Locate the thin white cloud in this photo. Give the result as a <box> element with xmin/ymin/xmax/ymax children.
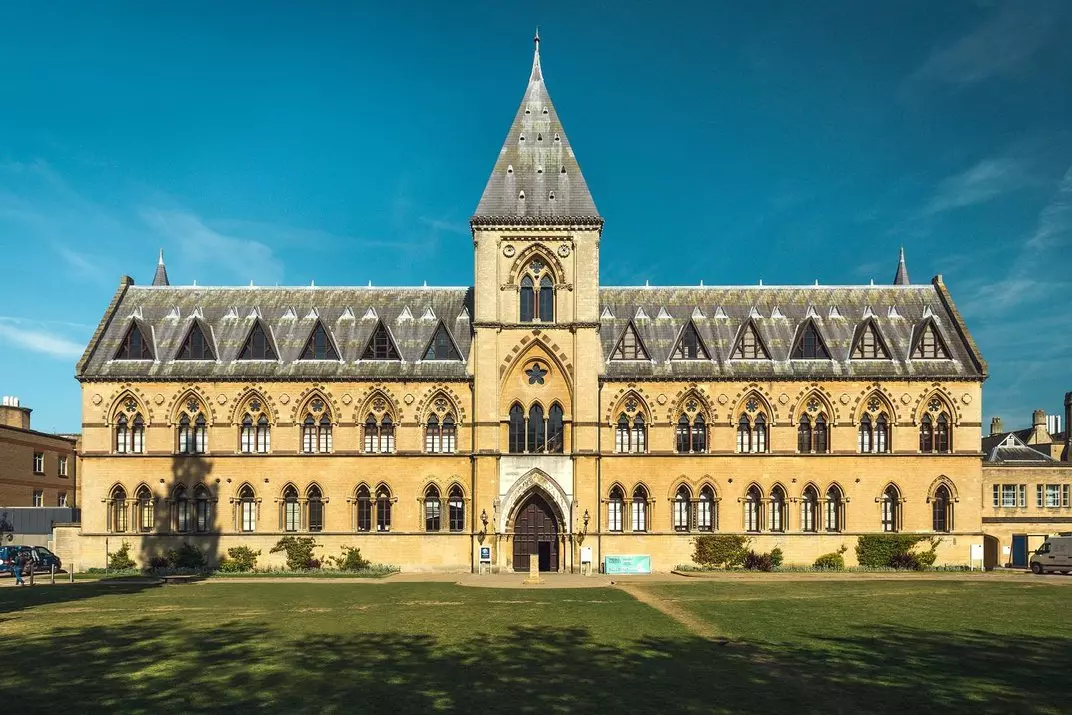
<box><xmin>904</xmin><ymin>2</ymin><xmax>1067</xmax><ymax>95</ymax></box>
<box><xmin>922</xmin><ymin>158</ymin><xmax>1027</xmax><ymax>216</ymax></box>
<box><xmin>0</xmin><ymin>319</ymin><xmax>85</xmax><ymax>359</ymax></box>
<box><xmin>419</xmin><ymin>216</ymin><xmax>470</xmax><ymax>236</ymax></box>
<box><xmin>1027</xmin><ymin>164</ymin><xmax>1072</xmax><ymax>251</ymax></box>
<box><xmin>54</xmin><ymin>246</ymin><xmax>99</xmax><ymax>276</ymax></box>
<box><xmin>140</xmin><ymin>208</ymin><xmax>284</xmax><ymax>285</ymax></box>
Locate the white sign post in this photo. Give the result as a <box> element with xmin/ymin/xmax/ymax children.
<box><xmin>969</xmin><ymin>543</ymin><xmax>984</xmax><ymax>571</ymax></box>
<box><xmin>580</xmin><ymin>546</ymin><xmax>593</xmax><ymax>576</ymax></box>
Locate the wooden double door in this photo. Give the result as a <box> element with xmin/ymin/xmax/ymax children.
<box><xmin>512</xmin><ymin>493</ymin><xmax>559</xmax><ymax>572</ymax></box>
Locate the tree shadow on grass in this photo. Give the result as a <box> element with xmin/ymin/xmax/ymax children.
<box><xmin>0</xmin><ymin>620</ymin><xmax>1067</xmax><ymax>714</ymax></box>
<box><xmin>0</xmin><ymin>580</ymin><xmax>157</xmax><ymax>618</ymax></box>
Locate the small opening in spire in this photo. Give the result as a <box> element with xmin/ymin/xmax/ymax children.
<box><xmin>554</xmin><ymin>133</ymin><xmax>561</xmax><ymax>142</ymax></box>
<box><xmin>536</xmin><ymin>166</ymin><xmax>543</xmax><ymax>174</ymax></box>
<box><xmin>542</xmin><ymin>107</ymin><xmax>548</xmax><ymax>115</ymax></box>
<box><xmin>518</xmin><ymin>190</ymin><xmax>525</xmax><ymax>200</ymax></box>
<box><xmin>548</xmin><ymin>191</ymin><xmax>556</xmax><ymax>201</ymax></box>
<box><xmin>519</xmin><ymin>134</ymin><xmax>525</xmax><ymax>142</ymax></box>
<box><xmin>507</xmin><ymin>165</ymin><xmax>514</xmax><ymax>175</ymax></box>
<box><xmin>537</xmin><ymin>133</ymin><xmax>543</xmax><ymax>142</ymax></box>
<box><xmin>560</xmin><ymin>166</ymin><xmax>567</xmax><ymax>174</ymax></box>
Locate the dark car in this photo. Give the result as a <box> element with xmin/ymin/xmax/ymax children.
<box><xmin>0</xmin><ymin>545</ymin><xmax>62</xmax><ymax>576</ymax></box>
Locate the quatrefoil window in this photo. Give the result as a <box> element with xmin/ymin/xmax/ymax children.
<box><xmin>434</xmin><ymin>398</ymin><xmax>448</xmax><ymax>413</ymax></box>
<box><xmin>249</xmin><ymin>399</ymin><xmax>262</xmax><ymax>413</ymax></box>
<box><xmin>372</xmin><ymin>397</ymin><xmax>386</xmax><ymax>412</ymax></box>
<box><xmin>186</xmin><ymin>399</ymin><xmax>200</xmax><ymax>413</ymax></box>
<box><xmin>124</xmin><ymin>399</ymin><xmax>138</xmax><ymax>413</ymax></box>
<box><xmin>311</xmin><ymin>398</ymin><xmax>324</xmax><ymax>413</ymax></box>
<box><xmin>928</xmin><ymin>398</ymin><xmax>942</xmax><ymax>412</ymax></box>
<box><xmin>529</xmin><ymin>259</ymin><xmax>546</xmax><ymax>274</ymax></box>
<box><xmin>686</xmin><ymin>399</ymin><xmax>698</xmax><ymax>413</ymax></box>
<box><xmin>867</xmin><ymin>398</ymin><xmax>880</xmax><ymax>413</ymax></box>
<box><xmin>625</xmin><ymin>398</ymin><xmax>638</xmax><ymax>413</ymax></box>
<box><xmin>746</xmin><ymin>399</ymin><xmax>759</xmax><ymax>413</ymax></box>
<box><xmin>807</xmin><ymin>398</ymin><xmax>820</xmax><ymax>413</ymax></box>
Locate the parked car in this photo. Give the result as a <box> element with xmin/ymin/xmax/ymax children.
<box><xmin>0</xmin><ymin>545</ymin><xmax>63</xmax><ymax>576</ymax></box>
<box><xmin>1030</xmin><ymin>534</ymin><xmax>1072</xmax><ymax>574</ymax></box>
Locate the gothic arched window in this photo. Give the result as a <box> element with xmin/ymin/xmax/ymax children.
<box><xmin>673</xmin><ymin>485</ymin><xmax>691</xmax><ymax>532</ymax></box>
<box><xmin>744</xmin><ymin>485</ymin><xmax>762</xmax><ymax>532</ymax></box>
<box><xmin>677</xmin><ymin>414</ymin><xmax>691</xmax><ymax>453</ymax></box>
<box><xmin>173</xmin><ymin>485</ymin><xmax>189</xmax><ymax>533</ymax></box>
<box><xmin>825</xmin><ymin>485</ymin><xmax>843</xmax><ymax>533</ymax></box>
<box><xmin>364</xmin><ymin>414</ymin><xmax>395</xmax><ymax>453</ymax></box>
<box><xmin>136</xmin><ymin>486</ymin><xmax>154</xmax><ymax>532</ymax></box>
<box><xmin>882</xmin><ymin>485</ymin><xmax>901</xmax><ymax>533</ymax></box>
<box><xmin>528</xmin><ymin>403</ymin><xmax>545</xmax><ymax>453</ymax></box>
<box><xmin>858</xmin><ymin>413</ymin><xmax>873</xmax><ymax>452</ymax></box>
<box><xmin>194</xmin><ymin>485</ymin><xmax>212</xmax><ymax>532</ymax></box>
<box><xmin>355</xmin><ymin>485</ymin><xmax>372</xmax><ymax>532</ymax></box>
<box><xmin>307</xmin><ymin>485</ymin><xmax>324</xmax><ymax>533</ymax></box>
<box><xmin>110</xmin><ymin>486</ymin><xmax>128</xmax><ymax>533</ymax></box>
<box><xmin>801</xmin><ymin>485</ymin><xmax>818</xmax><ymax>533</ymax></box>
<box><xmin>448</xmin><ymin>486</ymin><xmax>465</xmax><ymax>532</ymax></box>
<box><xmin>692</xmin><ymin>414</ymin><xmax>707</xmax><ymax>453</ymax></box>
<box><xmin>876</xmin><ymin>414</ymin><xmax>890</xmax><ymax>453</ymax></box>
<box><xmin>920</xmin><ymin>414</ymin><xmax>934</xmax><ymax>452</ymax></box>
<box><xmin>698</xmin><ymin>485</ymin><xmax>715</xmax><ymax>532</ymax></box>
<box><xmin>770</xmin><ymin>485</ymin><xmax>786</xmax><ymax>533</ymax></box>
<box><xmin>631</xmin><ymin>486</ymin><xmax>648</xmax><ymax>532</ymax></box>
<box><xmin>424</xmin><ymin>485</ymin><xmax>441</xmax><ymax>532</ymax></box>
<box><xmin>936</xmin><ymin>413</ymin><xmax>951</xmax><ymax>453</ymax></box>
<box><xmin>376</xmin><ymin>486</ymin><xmax>392</xmax><ymax>532</ymax></box>
<box><xmin>932</xmin><ymin>484</ymin><xmax>952</xmax><ymax>532</ymax></box>
<box><xmin>538</xmin><ymin>275</ymin><xmax>554</xmax><ymax>323</ymax></box>
<box><xmin>520</xmin><ymin>276</ymin><xmax>535</xmax><ymax>322</ymax></box>
<box><xmin>282</xmin><ymin>485</ymin><xmax>300</xmax><ymax>532</ymax></box>
<box><xmin>509</xmin><ymin>403</ymin><xmax>525</xmax><ymax>453</ymax></box>
<box><xmin>608</xmin><ymin>486</ymin><xmax>624</xmax><ymax>532</ymax></box>
<box><xmin>547</xmin><ymin>403</ymin><xmax>564</xmax><ymax>453</ymax></box>
<box><xmin>239</xmin><ymin>485</ymin><xmax>256</xmax><ymax>532</ymax></box>
<box><xmin>814</xmin><ymin>414</ymin><xmax>828</xmax><ymax>453</ymax></box>
<box><xmin>798</xmin><ymin>415</ymin><xmax>812</xmax><ymax>453</ymax></box>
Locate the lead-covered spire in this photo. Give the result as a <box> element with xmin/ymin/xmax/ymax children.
<box><xmin>893</xmin><ymin>247</ymin><xmax>910</xmax><ymax>285</ymax></box>
<box><xmin>153</xmin><ymin>248</ymin><xmax>170</xmax><ymax>286</ymax></box>
<box><xmin>473</xmin><ymin>32</ymin><xmax>600</xmax><ymax>223</ymax></box>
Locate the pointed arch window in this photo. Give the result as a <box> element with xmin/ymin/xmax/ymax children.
<box><xmin>302</xmin><ymin>411</ymin><xmax>332</xmax><ymax>454</ymax></box>
<box><xmin>936</xmin><ymin>413</ymin><xmax>950</xmax><ymax>453</ymax></box>
<box><xmin>676</xmin><ymin>415</ymin><xmax>691</xmax><ymax>453</ymax></box>
<box><xmin>376</xmin><ymin>486</ymin><xmax>393</xmax><ymax>532</ymax></box>
<box><xmin>176</xmin><ymin>321</ymin><xmax>215</xmax><ymax>360</ymax></box>
<box><xmin>131</xmin><ymin>414</ymin><xmax>145</xmax><ymax>453</ymax></box>
<box><xmin>672</xmin><ymin>322</ymin><xmax>710</xmax><ymax>360</ymax></box>
<box><xmin>770</xmin><ymin>486</ymin><xmax>786</xmax><ymax>533</ymax></box>
<box><xmin>424</xmin><ymin>485</ymin><xmax>442</xmax><ymax>532</ymax></box>
<box><xmin>239</xmin><ymin>321</ymin><xmax>277</xmax><ymax>360</ymax></box>
<box><xmin>825</xmin><ymin>486</ymin><xmax>844</xmax><ymax>533</ymax></box>
<box><xmin>425</xmin><ymin>415</ymin><xmax>440</xmax><ymax>453</ymax></box>
<box><xmin>178</xmin><ymin>410</ymin><xmax>207</xmax><ymax>454</ymax></box>
<box><xmin>362</xmin><ymin>323</ymin><xmax>400</xmax><ymax>360</ymax></box>
<box><xmin>882</xmin><ymin>485</ymin><xmax>900</xmax><ymax>532</ymax></box>
<box><xmin>136</xmin><ymin>486</ymin><xmax>154</xmax><ymax>532</ymax></box>
<box><xmin>791</xmin><ymin>321</ymin><xmax>830</xmax><ymax>359</ymax></box>
<box><xmin>697</xmin><ymin>486</ymin><xmax>715</xmax><ymax>532</ymax></box>
<box><xmin>608</xmin><ymin>486</ymin><xmax>624</xmax><ymax>532</ymax></box>
<box><xmin>355</xmin><ymin>485</ymin><xmax>372</xmax><ymax>532</ymax></box>
<box><xmin>858</xmin><ymin>413</ymin><xmax>873</xmax><ymax>452</ymax></box>
<box><xmin>194</xmin><ymin>485</ymin><xmax>212</xmax><ymax>532</ymax></box>
<box><xmin>508</xmin><ymin>403</ymin><xmax>526</xmax><ymax>453</ymax></box>
<box><xmin>744</xmin><ymin>486</ymin><xmax>762</xmax><ymax>532</ymax></box>
<box><xmin>282</xmin><ymin>486</ymin><xmax>300</xmax><ymax>532</ymax></box>
<box><xmin>307</xmin><ymin>485</ymin><xmax>324</xmax><ymax>532</ymax></box>
<box><xmin>110</xmin><ymin>486</ymin><xmax>128</xmax><ymax>533</ymax></box>
<box><xmin>814</xmin><ymin>414</ymin><xmax>828</xmax><ymax>453</ymax></box>
<box><xmin>239</xmin><ymin>485</ymin><xmax>256</xmax><ymax>532</ymax></box>
<box><xmin>932</xmin><ymin>484</ymin><xmax>953</xmax><ymax>532</ymax></box>
<box><xmin>737</xmin><ymin>412</ymin><xmax>768</xmax><ymax>453</ymax></box>
<box><xmin>631</xmin><ymin>486</ymin><xmax>648</xmax><ymax>532</ymax></box>
<box><xmin>798</xmin><ymin>415</ymin><xmax>812</xmax><ymax>453</ymax></box>
<box><xmin>801</xmin><ymin>486</ymin><xmax>819</xmax><ymax>533</ymax></box>
<box><xmin>673</xmin><ymin>485</ymin><xmax>691</xmax><ymax>532</ymax></box>
<box><xmin>364</xmin><ymin>414</ymin><xmax>395</xmax><ymax>453</ymax></box>
<box><xmin>612</xmin><ymin>323</ymin><xmax>649</xmax><ymax>360</ymax></box>
<box><xmin>920</xmin><ymin>414</ymin><xmax>934</xmax><ymax>452</ymax></box>
<box><xmin>115</xmin><ymin>322</ymin><xmax>153</xmax><ymax>360</ymax></box>
<box><xmin>547</xmin><ymin>403</ymin><xmax>564</xmax><ymax>453</ymax></box>
<box><xmin>528</xmin><ymin>403</ymin><xmax>545</xmax><ymax>453</ymax></box>
<box><xmin>520</xmin><ymin>276</ymin><xmax>536</xmax><ymax>322</ymax></box>
<box><xmin>876</xmin><ymin>414</ymin><xmax>890</xmax><ymax>453</ymax></box>
<box><xmin>173</xmin><ymin>485</ymin><xmax>190</xmax><ymax>533</ymax></box>
<box><xmin>448</xmin><ymin>486</ymin><xmax>465</xmax><ymax>532</ymax></box>
<box><xmin>675</xmin><ymin>413</ymin><xmax>707</xmax><ymax>454</ymax></box>
<box><xmin>518</xmin><ymin>258</ymin><xmax>555</xmax><ymax>323</ymax></box>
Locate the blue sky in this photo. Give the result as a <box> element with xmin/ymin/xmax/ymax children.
<box><xmin>1</xmin><ymin>1</ymin><xmax>1070</xmax><ymax>433</ymax></box>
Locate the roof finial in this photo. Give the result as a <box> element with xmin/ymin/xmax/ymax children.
<box><xmin>893</xmin><ymin>246</ymin><xmax>910</xmax><ymax>285</ymax></box>
<box><xmin>153</xmin><ymin>248</ymin><xmax>170</xmax><ymax>286</ymax></box>
<box><xmin>530</xmin><ymin>27</ymin><xmax>542</xmax><ymax>82</ymax></box>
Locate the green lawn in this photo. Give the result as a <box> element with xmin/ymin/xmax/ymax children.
<box><xmin>0</xmin><ymin>579</ymin><xmax>1068</xmax><ymax>714</ymax></box>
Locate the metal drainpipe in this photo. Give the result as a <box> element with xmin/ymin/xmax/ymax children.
<box><xmin>597</xmin><ymin>381</ymin><xmax>603</xmax><ymax>573</ymax></box>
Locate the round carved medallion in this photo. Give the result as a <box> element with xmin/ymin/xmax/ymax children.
<box><xmin>840</xmin><ymin>393</ymin><xmax>851</xmax><ymax>405</ymax></box>
<box><xmin>279</xmin><ymin>393</ymin><xmax>290</xmax><ymax>405</ymax></box>
<box><xmin>502</xmin><ymin>245</ymin><xmax>516</xmax><ymax>257</ymax></box>
<box><xmin>717</xmin><ymin>394</ymin><xmax>728</xmax><ymax>405</ymax></box>
<box><xmin>557</xmin><ymin>244</ymin><xmax>571</xmax><ymax>257</ymax></box>
<box><xmin>961</xmin><ymin>393</ymin><xmax>972</xmax><ymax>404</ymax></box>
<box><xmin>216</xmin><ymin>394</ymin><xmax>227</xmax><ymax>405</ymax></box>
<box><xmin>778</xmin><ymin>393</ymin><xmax>789</xmax><ymax>405</ymax></box>
<box><xmin>657</xmin><ymin>394</ymin><xmax>667</xmax><ymax>405</ymax></box>
<box><xmin>404</xmin><ymin>393</ymin><xmax>415</xmax><ymax>405</ymax></box>
<box><xmin>154</xmin><ymin>393</ymin><xmax>165</xmax><ymax>405</ymax></box>
<box><xmin>342</xmin><ymin>393</ymin><xmax>353</xmax><ymax>405</ymax></box>
<box><xmin>91</xmin><ymin>394</ymin><xmax>102</xmax><ymax>405</ymax></box>
<box><xmin>901</xmin><ymin>393</ymin><xmax>912</xmax><ymax>405</ymax></box>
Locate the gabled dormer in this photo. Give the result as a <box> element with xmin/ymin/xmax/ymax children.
<box><xmin>238</xmin><ymin>320</ymin><xmax>278</xmax><ymax>361</ymax></box>
<box><xmin>113</xmin><ymin>320</ymin><xmax>154</xmax><ymax>360</ymax></box>
<box><xmin>729</xmin><ymin>320</ymin><xmax>770</xmax><ymax>360</ymax></box>
<box><xmin>911</xmin><ymin>319</ymin><xmax>950</xmax><ymax>360</ymax></box>
<box><xmin>790</xmin><ymin>320</ymin><xmax>831</xmax><ymax>360</ymax></box>
<box><xmin>423</xmin><ymin>322</ymin><xmax>462</xmax><ymax>361</ymax></box>
<box><xmin>175</xmin><ymin>320</ymin><xmax>216</xmax><ymax>361</ymax></box>
<box><xmin>850</xmin><ymin>319</ymin><xmax>891</xmax><ymax>360</ymax></box>
<box><xmin>611</xmin><ymin>322</ymin><xmax>649</xmax><ymax>360</ymax></box>
<box><xmin>361</xmin><ymin>321</ymin><xmax>401</xmax><ymax>361</ymax></box>
<box><xmin>670</xmin><ymin>321</ymin><xmax>710</xmax><ymax>360</ymax></box>
<box><xmin>300</xmin><ymin>320</ymin><xmax>340</xmax><ymax>360</ymax></box>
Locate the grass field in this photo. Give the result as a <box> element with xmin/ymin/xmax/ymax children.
<box><xmin>1</xmin><ymin>578</ymin><xmax>1068</xmax><ymax>713</ymax></box>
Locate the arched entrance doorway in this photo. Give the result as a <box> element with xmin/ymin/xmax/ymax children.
<box><xmin>512</xmin><ymin>492</ymin><xmax>559</xmax><ymax>572</ymax></box>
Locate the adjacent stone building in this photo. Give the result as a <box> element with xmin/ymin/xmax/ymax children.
<box><xmin>0</xmin><ymin>396</ymin><xmax>78</xmax><ymax>509</ymax></box>
<box><xmin>63</xmin><ymin>36</ymin><xmax>993</xmax><ymax>571</ymax></box>
<box><xmin>981</xmin><ymin>396</ymin><xmax>1072</xmax><ymax>567</ymax></box>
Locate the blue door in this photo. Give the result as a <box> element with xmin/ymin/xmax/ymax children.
<box><xmin>1011</xmin><ymin>535</ymin><xmax>1028</xmax><ymax>568</ymax></box>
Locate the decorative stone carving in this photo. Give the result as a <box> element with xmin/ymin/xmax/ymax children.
<box><xmin>961</xmin><ymin>393</ymin><xmax>972</xmax><ymax>404</ymax></box>
<box><xmin>778</xmin><ymin>393</ymin><xmax>789</xmax><ymax>405</ymax></box>
<box><xmin>92</xmin><ymin>394</ymin><xmax>102</xmax><ymax>405</ymax></box>
<box><xmin>718</xmin><ymin>394</ymin><xmax>728</xmax><ymax>405</ymax></box>
<box><xmin>557</xmin><ymin>244</ymin><xmax>571</xmax><ymax>257</ymax></box>
<box><xmin>840</xmin><ymin>393</ymin><xmax>851</xmax><ymax>405</ymax></box>
<box><xmin>657</xmin><ymin>394</ymin><xmax>667</xmax><ymax>405</ymax></box>
<box><xmin>403</xmin><ymin>394</ymin><xmax>415</xmax><ymax>405</ymax></box>
<box><xmin>154</xmin><ymin>394</ymin><xmax>165</xmax><ymax>405</ymax></box>
<box><xmin>217</xmin><ymin>394</ymin><xmax>227</xmax><ymax>405</ymax></box>
<box><xmin>901</xmin><ymin>393</ymin><xmax>912</xmax><ymax>405</ymax></box>
<box><xmin>279</xmin><ymin>393</ymin><xmax>290</xmax><ymax>405</ymax></box>
<box><xmin>503</xmin><ymin>245</ymin><xmax>516</xmax><ymax>257</ymax></box>
<box><xmin>342</xmin><ymin>393</ymin><xmax>353</xmax><ymax>405</ymax></box>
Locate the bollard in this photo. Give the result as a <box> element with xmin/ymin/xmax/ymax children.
<box><xmin>28</xmin><ymin>564</ymin><xmax>34</xmax><ymax>587</ymax></box>
<box><xmin>69</xmin><ymin>564</ymin><xmax>74</xmax><ymax>583</ymax></box>
<box><xmin>50</xmin><ymin>564</ymin><xmax>55</xmax><ymax>585</ymax></box>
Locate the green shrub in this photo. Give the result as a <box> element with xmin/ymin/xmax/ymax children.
<box><xmin>743</xmin><ymin>550</ymin><xmax>774</xmax><ymax>571</ymax></box>
<box><xmin>107</xmin><ymin>542</ymin><xmax>136</xmax><ymax>570</ymax></box>
<box><xmin>856</xmin><ymin>534</ymin><xmax>925</xmax><ymax>568</ymax></box>
<box><xmin>917</xmin><ymin>537</ymin><xmax>941</xmax><ymax>568</ymax></box>
<box><xmin>813</xmin><ymin>552</ymin><xmax>845</xmax><ymax>570</ymax></box>
<box><xmin>165</xmin><ymin>543</ymin><xmax>207</xmax><ymax>569</ymax></box>
<box><xmin>692</xmin><ymin>535</ymin><xmax>750</xmax><ymax>568</ymax></box>
<box><xmin>270</xmin><ymin>536</ymin><xmax>320</xmax><ymax>570</ymax></box>
<box><xmin>328</xmin><ymin>546</ymin><xmax>371</xmax><ymax>571</ymax></box>
<box><xmin>769</xmin><ymin>547</ymin><xmax>784</xmax><ymax>568</ymax></box>
<box><xmin>218</xmin><ymin>546</ymin><xmax>260</xmax><ymax>572</ymax></box>
<box><xmin>889</xmin><ymin>552</ymin><xmax>921</xmax><ymax>570</ymax></box>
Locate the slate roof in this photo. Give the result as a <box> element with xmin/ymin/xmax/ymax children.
<box><xmin>983</xmin><ymin>432</ymin><xmax>1060</xmax><ymax>465</ymax></box>
<box><xmin>597</xmin><ymin>278</ymin><xmax>986</xmax><ymax>380</ymax></box>
<box><xmin>472</xmin><ymin>32</ymin><xmax>600</xmax><ymax>223</ymax></box>
<box><xmin>77</xmin><ymin>283</ymin><xmax>473</xmax><ymax>381</ymax></box>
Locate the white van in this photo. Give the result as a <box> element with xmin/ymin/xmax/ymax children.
<box><xmin>1029</xmin><ymin>534</ymin><xmax>1072</xmax><ymax>574</ymax></box>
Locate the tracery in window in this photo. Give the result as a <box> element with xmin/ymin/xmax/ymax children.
<box><xmin>114</xmin><ymin>402</ymin><xmax>146</xmax><ymax>454</ymax></box>
<box><xmin>176</xmin><ymin>397</ymin><xmax>207</xmax><ymax>454</ymax></box>
<box><xmin>239</xmin><ymin>398</ymin><xmax>272</xmax><ymax>454</ymax></box>
<box><xmin>517</xmin><ymin>256</ymin><xmax>555</xmax><ymax>323</ymax></box>
<box><xmin>801</xmin><ymin>485</ymin><xmax>819</xmax><ymax>533</ymax></box>
<box><xmin>615</xmin><ymin>413</ymin><xmax>647</xmax><ymax>453</ymax></box>
<box><xmin>364</xmin><ymin>413</ymin><xmax>395</xmax><ymax>453</ymax></box>
<box><xmin>673</xmin><ymin>485</ymin><xmax>691</xmax><ymax>532</ymax></box>
<box><xmin>736</xmin><ymin>412</ymin><xmax>768</xmax><ymax>453</ymax></box>
<box><xmin>676</xmin><ymin>413</ymin><xmax>707</xmax><ymax>453</ymax></box>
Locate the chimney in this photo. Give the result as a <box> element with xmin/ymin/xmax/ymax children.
<box><xmin>0</xmin><ymin>396</ymin><xmax>31</xmax><ymax>430</ymax></box>
<box><xmin>1027</xmin><ymin>409</ymin><xmax>1050</xmax><ymax>446</ymax></box>
<box><xmin>989</xmin><ymin>417</ymin><xmax>1003</xmax><ymax>436</ymax></box>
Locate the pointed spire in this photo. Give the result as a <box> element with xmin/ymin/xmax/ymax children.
<box><xmin>893</xmin><ymin>247</ymin><xmax>910</xmax><ymax>285</ymax></box>
<box><xmin>153</xmin><ymin>249</ymin><xmax>170</xmax><ymax>286</ymax></box>
<box><xmin>531</xmin><ymin>27</ymin><xmax>542</xmax><ymax>82</ymax></box>
<box><xmin>473</xmin><ymin>32</ymin><xmax>600</xmax><ymax>223</ymax></box>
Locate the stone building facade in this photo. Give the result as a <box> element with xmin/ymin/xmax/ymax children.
<box><xmin>64</xmin><ymin>37</ymin><xmax>993</xmax><ymax>571</ymax></box>
<box><xmin>981</xmin><ymin>396</ymin><xmax>1072</xmax><ymax>567</ymax></box>
<box><xmin>0</xmin><ymin>396</ymin><xmax>78</xmax><ymax>509</ymax></box>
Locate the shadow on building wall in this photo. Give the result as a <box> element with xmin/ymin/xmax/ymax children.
<box><xmin>130</xmin><ymin>455</ymin><xmax>220</xmax><ymax>569</ymax></box>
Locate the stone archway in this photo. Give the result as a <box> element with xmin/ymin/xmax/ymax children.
<box><xmin>510</xmin><ymin>491</ymin><xmax>561</xmax><ymax>572</ymax></box>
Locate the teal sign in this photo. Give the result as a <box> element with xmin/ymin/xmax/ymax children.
<box><xmin>604</xmin><ymin>554</ymin><xmax>651</xmax><ymax>575</ymax></box>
